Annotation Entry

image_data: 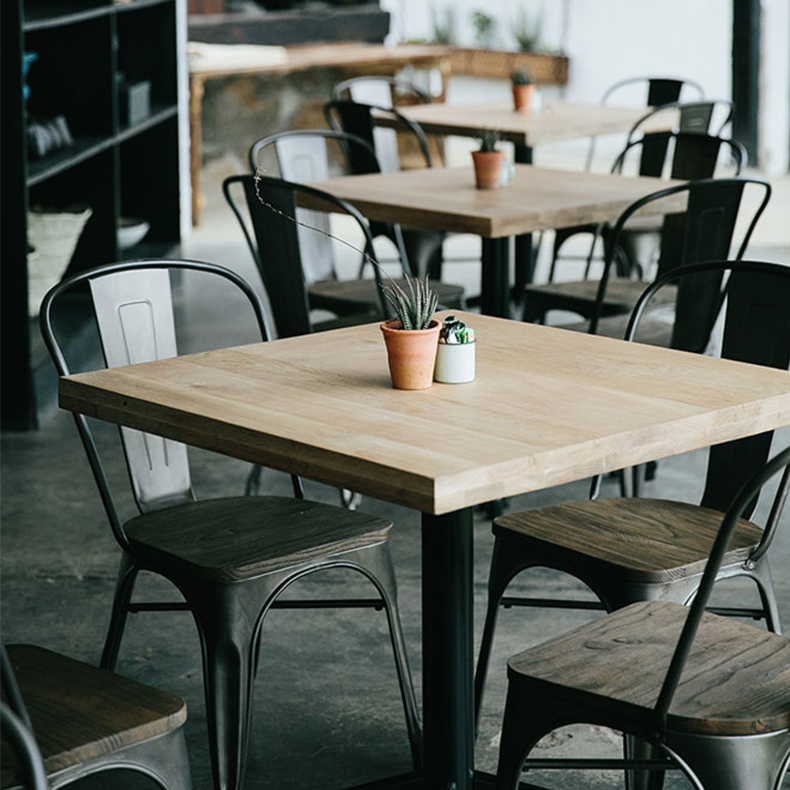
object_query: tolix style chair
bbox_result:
[475,260,790,736]
[1,643,190,790]
[39,259,422,790]
[493,445,790,790]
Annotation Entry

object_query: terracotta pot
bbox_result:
[512,83,535,113]
[380,319,441,390]
[472,150,505,190]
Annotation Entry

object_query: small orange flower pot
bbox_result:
[380,319,441,390]
[472,150,505,189]
[512,83,535,113]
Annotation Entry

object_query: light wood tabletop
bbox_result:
[375,101,663,148]
[60,311,790,516]
[306,164,684,239]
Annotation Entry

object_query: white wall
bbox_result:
[382,0,789,174]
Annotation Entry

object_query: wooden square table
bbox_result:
[60,311,790,790]
[306,165,683,318]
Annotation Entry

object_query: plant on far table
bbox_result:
[381,273,439,330]
[478,129,501,153]
[510,69,533,86]
[471,10,497,48]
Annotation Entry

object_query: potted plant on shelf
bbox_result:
[380,274,441,390]
[511,69,535,112]
[472,130,505,189]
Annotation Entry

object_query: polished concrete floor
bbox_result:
[3,145,790,789]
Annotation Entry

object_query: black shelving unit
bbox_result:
[1,0,182,429]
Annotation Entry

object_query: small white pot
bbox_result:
[434,341,476,384]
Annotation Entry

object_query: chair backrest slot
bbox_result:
[89,269,192,513]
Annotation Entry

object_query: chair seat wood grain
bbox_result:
[126,496,392,583]
[506,600,790,736]
[308,277,464,317]
[1,645,187,787]
[524,280,677,322]
[495,498,763,584]
[558,312,676,347]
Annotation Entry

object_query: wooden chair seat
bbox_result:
[524,279,677,322]
[1,644,187,787]
[126,496,391,583]
[559,311,675,346]
[507,600,790,737]
[308,277,465,317]
[495,498,764,584]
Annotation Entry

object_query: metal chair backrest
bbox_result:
[1,646,48,790]
[324,99,433,174]
[651,445,790,739]
[611,131,746,180]
[248,130,379,285]
[223,173,385,340]
[39,260,273,550]
[585,76,705,170]
[625,99,735,146]
[591,177,771,337]
[627,260,790,520]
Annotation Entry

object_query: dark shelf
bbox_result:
[26,136,112,186]
[116,104,178,142]
[23,2,112,31]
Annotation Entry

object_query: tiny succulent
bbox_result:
[478,129,500,153]
[381,274,439,331]
[511,69,533,86]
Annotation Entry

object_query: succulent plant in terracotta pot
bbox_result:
[472,130,505,189]
[511,69,536,113]
[380,274,441,390]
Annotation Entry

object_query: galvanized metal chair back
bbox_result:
[223,173,385,340]
[248,130,379,285]
[324,99,433,175]
[652,445,790,738]
[39,260,273,548]
[626,260,790,523]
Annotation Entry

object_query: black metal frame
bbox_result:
[331,75,434,105]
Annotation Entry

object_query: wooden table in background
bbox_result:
[60,311,790,790]
[306,164,684,317]
[189,43,452,225]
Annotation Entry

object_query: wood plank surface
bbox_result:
[58,312,790,515]
[375,102,664,147]
[1,645,186,782]
[507,601,790,736]
[189,42,452,79]
[302,165,685,238]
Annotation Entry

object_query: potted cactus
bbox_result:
[471,130,505,189]
[511,69,535,112]
[380,274,441,390]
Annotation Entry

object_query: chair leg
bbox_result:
[474,538,522,735]
[244,464,262,496]
[752,560,782,635]
[100,552,140,670]
[665,729,790,790]
[188,585,259,790]
[351,543,423,769]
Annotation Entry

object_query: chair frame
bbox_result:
[478,259,790,737]
[39,260,423,790]
[494,446,790,790]
[1,644,191,790]
[331,75,433,105]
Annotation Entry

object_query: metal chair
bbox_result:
[331,75,433,105]
[223,173,463,340]
[248,128,451,290]
[323,98,454,282]
[524,167,761,334]
[585,76,705,172]
[39,260,422,790]
[493,445,790,790]
[476,260,790,739]
[1,643,190,790]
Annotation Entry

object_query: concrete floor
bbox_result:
[3,129,790,789]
